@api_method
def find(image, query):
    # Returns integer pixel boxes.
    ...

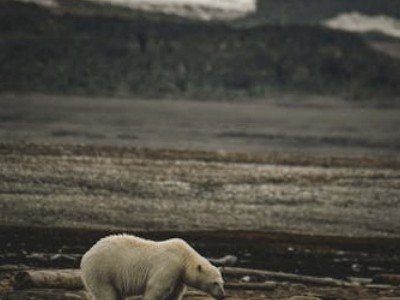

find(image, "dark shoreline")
[2,224,400,250]
[1,225,399,278]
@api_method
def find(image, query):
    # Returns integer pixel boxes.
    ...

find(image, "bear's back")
[159,238,190,252]
[81,235,189,270]
[81,234,154,270]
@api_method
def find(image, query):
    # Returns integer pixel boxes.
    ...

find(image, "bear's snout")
[217,290,225,300]
[216,289,225,300]
[211,282,225,300]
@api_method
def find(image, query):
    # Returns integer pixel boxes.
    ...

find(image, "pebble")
[240,275,251,283]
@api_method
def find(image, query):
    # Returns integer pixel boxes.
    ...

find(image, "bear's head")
[184,258,225,300]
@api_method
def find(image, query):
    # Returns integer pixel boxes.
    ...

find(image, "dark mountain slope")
[1,1,399,101]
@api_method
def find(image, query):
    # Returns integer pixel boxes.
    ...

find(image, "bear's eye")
[213,282,218,286]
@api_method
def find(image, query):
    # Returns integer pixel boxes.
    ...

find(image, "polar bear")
[80,234,225,300]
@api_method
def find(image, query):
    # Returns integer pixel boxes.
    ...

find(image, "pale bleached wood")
[14,269,84,290]
[222,267,354,287]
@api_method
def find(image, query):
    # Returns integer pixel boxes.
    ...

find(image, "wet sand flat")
[0,143,399,237]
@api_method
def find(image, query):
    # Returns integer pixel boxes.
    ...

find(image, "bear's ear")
[197,264,202,272]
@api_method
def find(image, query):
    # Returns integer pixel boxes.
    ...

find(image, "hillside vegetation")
[1,1,400,101]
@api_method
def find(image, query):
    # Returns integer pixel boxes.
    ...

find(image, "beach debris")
[208,255,238,267]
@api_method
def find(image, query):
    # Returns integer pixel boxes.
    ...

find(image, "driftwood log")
[222,267,354,287]
[224,281,279,291]
[4,289,90,300]
[14,269,83,290]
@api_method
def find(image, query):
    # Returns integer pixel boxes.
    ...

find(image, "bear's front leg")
[166,283,186,300]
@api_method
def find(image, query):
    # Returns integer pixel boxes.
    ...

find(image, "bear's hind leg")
[89,285,122,300]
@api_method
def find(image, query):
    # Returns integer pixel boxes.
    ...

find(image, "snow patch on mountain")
[86,0,256,20]
[324,12,400,39]
[16,0,58,7]
[15,0,256,20]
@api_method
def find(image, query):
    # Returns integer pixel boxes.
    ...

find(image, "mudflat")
[1,94,399,155]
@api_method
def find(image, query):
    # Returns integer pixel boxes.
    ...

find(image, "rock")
[289,283,309,293]
[346,276,372,285]
[373,274,400,285]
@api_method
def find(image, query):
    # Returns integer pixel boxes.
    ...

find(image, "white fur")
[80,234,224,300]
